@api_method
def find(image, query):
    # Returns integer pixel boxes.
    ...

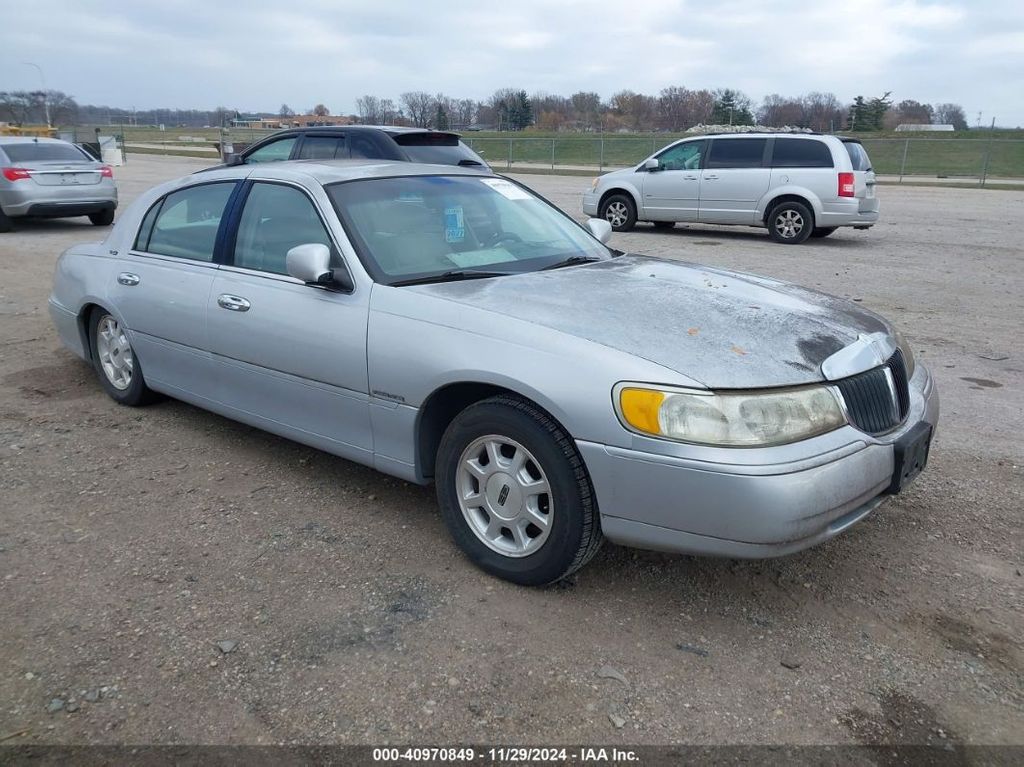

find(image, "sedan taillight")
[2,167,31,181]
[838,172,856,198]
[99,166,114,178]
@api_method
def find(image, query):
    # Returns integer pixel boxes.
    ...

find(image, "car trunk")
[20,162,104,187]
[2,143,104,187]
[842,139,879,214]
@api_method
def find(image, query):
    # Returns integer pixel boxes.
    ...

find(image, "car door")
[639,140,705,221]
[205,179,373,462]
[698,138,771,224]
[111,180,239,399]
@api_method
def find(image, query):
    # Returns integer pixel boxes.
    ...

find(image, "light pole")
[23,62,51,127]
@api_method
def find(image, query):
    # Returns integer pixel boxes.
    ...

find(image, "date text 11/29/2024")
[372,747,639,762]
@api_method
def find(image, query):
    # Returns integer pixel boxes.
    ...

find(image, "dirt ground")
[1,156,1022,747]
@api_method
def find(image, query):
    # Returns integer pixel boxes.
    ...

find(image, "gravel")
[0,156,1021,746]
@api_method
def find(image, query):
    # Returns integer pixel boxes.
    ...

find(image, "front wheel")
[767,201,814,244]
[89,310,157,406]
[435,395,603,585]
[810,226,838,239]
[599,194,637,232]
[89,209,115,226]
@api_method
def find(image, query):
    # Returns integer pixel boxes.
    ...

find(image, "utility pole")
[23,62,50,126]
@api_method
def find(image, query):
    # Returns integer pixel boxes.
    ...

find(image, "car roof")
[257,125,460,137]
[204,159,493,185]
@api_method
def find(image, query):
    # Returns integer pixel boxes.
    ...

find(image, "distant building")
[895,124,955,132]
[231,114,355,129]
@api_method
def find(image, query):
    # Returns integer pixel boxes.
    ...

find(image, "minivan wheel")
[89,310,157,406]
[768,201,814,244]
[810,226,838,239]
[89,209,115,226]
[435,395,603,586]
[599,194,637,232]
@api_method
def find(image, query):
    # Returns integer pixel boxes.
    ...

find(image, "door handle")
[683,174,698,180]
[117,272,140,286]
[704,174,719,180]
[217,294,251,312]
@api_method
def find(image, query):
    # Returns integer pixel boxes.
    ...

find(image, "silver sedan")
[1,137,117,232]
[48,160,938,585]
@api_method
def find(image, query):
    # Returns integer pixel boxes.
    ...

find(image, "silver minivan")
[582,133,878,243]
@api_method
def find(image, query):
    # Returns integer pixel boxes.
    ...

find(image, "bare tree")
[279,103,295,118]
[400,92,434,128]
[454,98,477,129]
[801,92,844,131]
[312,103,330,117]
[569,91,602,131]
[0,90,77,126]
[932,102,968,130]
[610,90,657,131]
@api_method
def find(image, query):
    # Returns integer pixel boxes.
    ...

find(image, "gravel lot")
[1,156,1022,747]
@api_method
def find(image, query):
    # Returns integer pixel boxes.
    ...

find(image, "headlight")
[591,177,599,191]
[617,384,847,447]
[893,328,916,377]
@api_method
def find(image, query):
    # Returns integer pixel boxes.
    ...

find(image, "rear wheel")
[767,200,813,244]
[0,208,12,233]
[651,221,676,230]
[89,209,115,226]
[810,226,838,238]
[599,194,637,232]
[435,395,602,586]
[89,310,156,406]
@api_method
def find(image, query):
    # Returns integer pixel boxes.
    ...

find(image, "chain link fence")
[463,135,1024,185]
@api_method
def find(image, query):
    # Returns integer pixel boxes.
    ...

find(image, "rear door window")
[771,138,834,168]
[706,138,768,169]
[297,135,347,160]
[144,183,236,261]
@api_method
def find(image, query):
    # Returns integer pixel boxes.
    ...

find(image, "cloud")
[0,0,1020,125]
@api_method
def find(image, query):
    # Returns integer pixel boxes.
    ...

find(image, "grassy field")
[87,125,1024,179]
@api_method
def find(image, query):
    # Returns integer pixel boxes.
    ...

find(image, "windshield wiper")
[391,270,513,287]
[541,255,602,271]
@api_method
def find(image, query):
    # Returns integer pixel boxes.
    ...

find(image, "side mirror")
[286,243,353,291]
[585,218,613,244]
[225,153,244,166]
[643,158,660,172]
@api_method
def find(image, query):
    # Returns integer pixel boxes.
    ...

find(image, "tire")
[651,221,676,230]
[810,226,838,239]
[0,208,12,233]
[89,209,115,226]
[88,310,157,406]
[435,395,603,586]
[767,200,814,244]
[599,193,637,232]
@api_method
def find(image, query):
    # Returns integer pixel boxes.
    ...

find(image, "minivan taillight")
[99,166,113,178]
[838,172,855,197]
[2,167,31,181]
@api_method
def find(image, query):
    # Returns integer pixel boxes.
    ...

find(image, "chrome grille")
[835,350,910,435]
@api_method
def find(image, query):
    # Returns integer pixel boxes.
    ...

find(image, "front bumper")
[578,364,938,558]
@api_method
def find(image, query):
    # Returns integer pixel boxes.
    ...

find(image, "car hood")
[408,255,891,389]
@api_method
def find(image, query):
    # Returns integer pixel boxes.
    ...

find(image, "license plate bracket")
[887,422,932,494]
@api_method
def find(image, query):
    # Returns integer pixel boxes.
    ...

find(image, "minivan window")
[1,142,91,163]
[145,183,235,262]
[771,138,834,168]
[706,138,767,169]
[843,141,873,171]
[655,140,705,170]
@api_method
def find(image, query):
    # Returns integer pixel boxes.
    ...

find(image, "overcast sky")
[2,0,1022,126]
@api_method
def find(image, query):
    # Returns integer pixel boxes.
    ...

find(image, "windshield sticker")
[398,192,423,202]
[480,178,532,200]
[448,250,507,268]
[445,206,465,243]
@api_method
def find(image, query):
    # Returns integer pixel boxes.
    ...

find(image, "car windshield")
[2,142,90,163]
[328,175,609,284]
